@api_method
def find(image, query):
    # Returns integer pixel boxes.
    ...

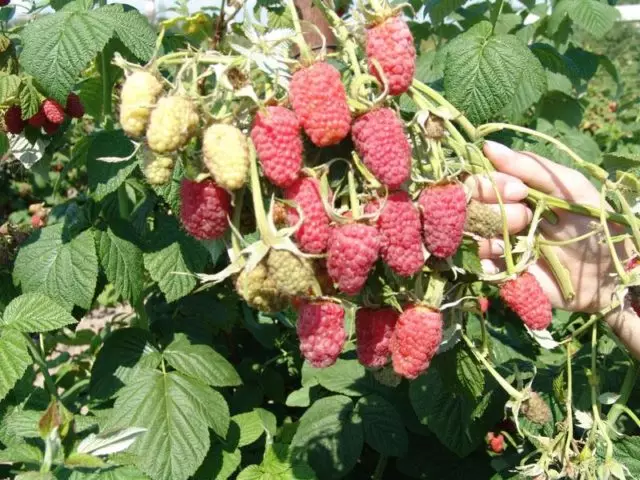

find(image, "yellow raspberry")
[146,96,199,153]
[203,124,249,191]
[144,155,174,185]
[119,71,163,137]
[236,262,288,313]
[266,249,315,298]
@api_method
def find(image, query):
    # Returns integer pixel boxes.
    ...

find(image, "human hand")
[466,141,640,357]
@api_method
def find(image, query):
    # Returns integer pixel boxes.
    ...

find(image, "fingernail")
[481,259,500,275]
[484,140,513,157]
[504,180,529,199]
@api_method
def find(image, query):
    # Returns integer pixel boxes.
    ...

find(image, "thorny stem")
[248,141,277,245]
[372,454,388,480]
[590,323,614,461]
[462,332,523,401]
[24,333,58,399]
[564,346,573,462]
[615,189,640,255]
[538,228,601,247]
[600,186,629,284]
[539,242,576,302]
[562,299,621,343]
[212,0,227,49]
[607,360,639,426]
[527,188,634,228]
[348,169,359,218]
[288,0,314,64]
[473,146,515,274]
[231,189,246,257]
[477,123,609,182]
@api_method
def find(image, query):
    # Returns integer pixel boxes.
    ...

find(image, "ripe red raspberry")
[28,107,47,128]
[42,99,65,125]
[65,93,85,118]
[500,272,552,331]
[352,108,411,189]
[251,106,302,188]
[419,183,467,258]
[478,296,489,314]
[373,191,423,277]
[31,215,44,229]
[180,179,231,240]
[390,305,442,379]
[327,223,380,295]
[0,0,9,6]
[489,434,505,453]
[43,121,59,135]
[4,106,25,134]
[289,62,351,147]
[356,308,398,368]
[366,16,416,96]
[284,177,331,254]
[297,301,346,368]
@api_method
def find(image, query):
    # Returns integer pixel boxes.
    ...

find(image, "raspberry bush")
[0,0,639,479]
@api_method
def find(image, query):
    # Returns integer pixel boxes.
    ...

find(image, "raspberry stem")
[248,140,277,245]
[288,0,314,64]
[614,188,640,255]
[539,242,576,302]
[423,273,446,308]
[599,186,629,284]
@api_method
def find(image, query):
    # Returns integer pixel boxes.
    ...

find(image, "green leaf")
[19,78,42,119]
[143,215,209,303]
[444,21,535,123]
[178,376,230,439]
[111,8,156,61]
[313,357,372,397]
[87,130,138,201]
[567,0,619,39]
[231,410,265,448]
[105,370,211,480]
[19,6,118,102]
[410,368,504,457]
[95,223,144,304]
[611,435,640,477]
[0,328,31,402]
[193,443,241,480]
[356,394,408,457]
[1,293,76,332]
[502,47,547,120]
[454,238,483,275]
[90,328,162,399]
[164,334,241,387]
[0,73,20,104]
[13,224,98,310]
[66,465,149,480]
[435,345,486,400]
[291,395,363,479]
[426,0,466,24]
[0,442,43,465]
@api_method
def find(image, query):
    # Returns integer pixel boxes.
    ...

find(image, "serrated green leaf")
[0,442,43,465]
[567,0,619,39]
[87,130,138,201]
[90,328,162,399]
[0,328,31,402]
[0,73,20,104]
[105,370,211,480]
[426,0,466,24]
[95,224,143,304]
[444,21,534,123]
[291,395,363,479]
[232,410,264,448]
[1,293,76,332]
[19,78,42,119]
[410,368,504,457]
[13,224,98,310]
[143,215,209,303]
[237,466,263,480]
[66,465,149,480]
[286,386,312,407]
[111,8,155,61]
[356,394,408,457]
[164,334,241,387]
[193,443,241,480]
[19,6,118,102]
[502,47,547,120]
[177,375,230,439]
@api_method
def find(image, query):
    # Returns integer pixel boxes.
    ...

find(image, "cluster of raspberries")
[4,93,84,136]
[114,13,553,379]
